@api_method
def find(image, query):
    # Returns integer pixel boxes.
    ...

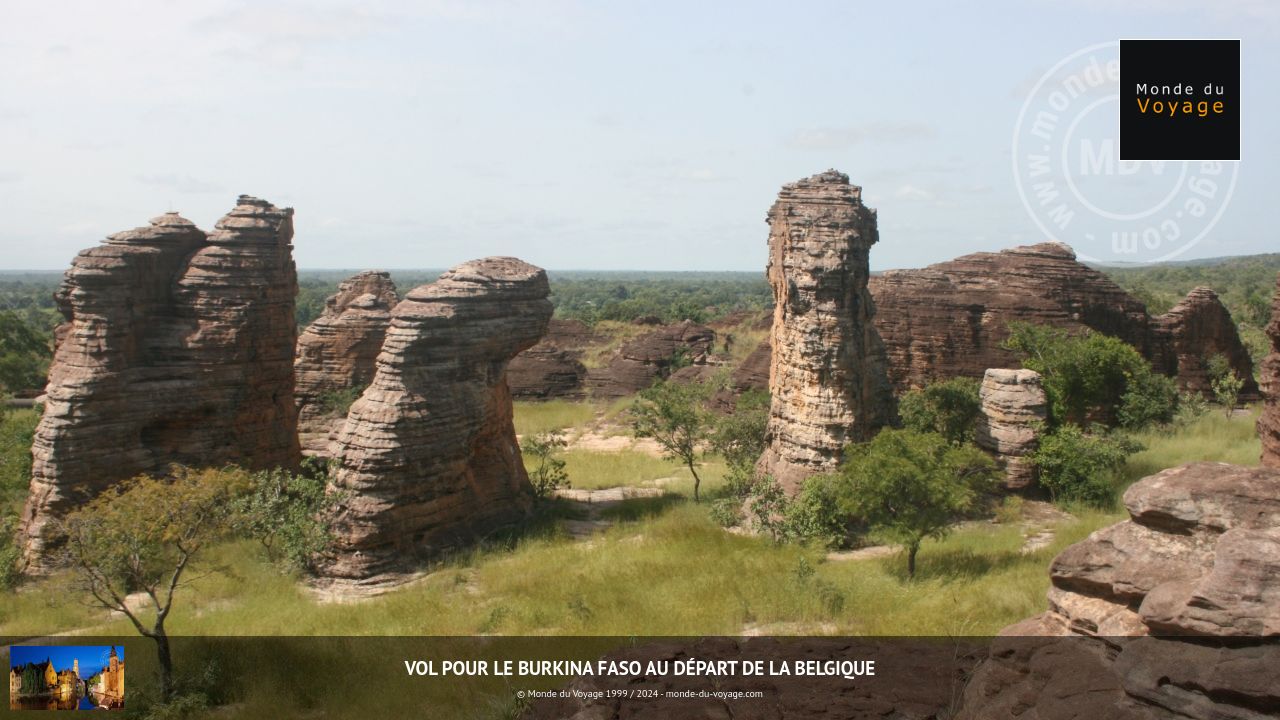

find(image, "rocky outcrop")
[1152,286,1259,400]
[1259,274,1280,467]
[755,170,894,494]
[870,242,1154,392]
[294,271,399,455]
[584,320,716,399]
[507,319,596,400]
[21,197,300,570]
[319,257,552,587]
[957,461,1280,719]
[732,245,1258,400]
[975,369,1047,489]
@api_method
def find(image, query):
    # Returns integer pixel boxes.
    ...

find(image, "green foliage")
[1004,322,1178,429]
[1206,354,1244,417]
[631,380,714,501]
[231,459,342,573]
[781,473,846,547]
[0,406,38,512]
[711,389,769,497]
[520,431,570,499]
[898,377,982,445]
[0,310,51,393]
[0,513,21,589]
[317,386,364,417]
[548,273,771,325]
[836,429,997,578]
[1033,424,1141,507]
[707,498,743,528]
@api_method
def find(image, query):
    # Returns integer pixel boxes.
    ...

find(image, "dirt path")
[554,487,665,539]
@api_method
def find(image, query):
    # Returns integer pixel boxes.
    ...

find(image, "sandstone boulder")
[1151,286,1259,400]
[584,320,716,399]
[957,461,1280,720]
[294,271,399,455]
[975,368,1047,489]
[21,197,299,571]
[318,257,552,587]
[1259,273,1280,467]
[507,319,596,400]
[755,170,894,494]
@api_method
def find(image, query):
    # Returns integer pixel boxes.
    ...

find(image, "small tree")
[59,466,248,702]
[631,380,713,501]
[231,458,342,573]
[898,377,982,445]
[711,389,769,496]
[1206,354,1244,418]
[1032,423,1140,506]
[520,431,570,499]
[837,429,996,578]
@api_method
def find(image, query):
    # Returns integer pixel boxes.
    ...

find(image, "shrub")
[232,458,342,573]
[521,431,570,499]
[836,429,997,578]
[782,473,846,546]
[1032,424,1141,507]
[711,389,769,497]
[318,386,364,417]
[707,498,743,528]
[898,377,982,445]
[1004,323,1178,429]
[0,514,21,589]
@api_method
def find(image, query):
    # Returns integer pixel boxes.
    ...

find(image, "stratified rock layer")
[975,369,1047,489]
[22,197,300,570]
[320,257,552,586]
[756,170,894,494]
[584,320,716,400]
[294,271,398,454]
[507,319,596,400]
[1152,286,1259,400]
[957,461,1280,720]
[1260,273,1280,467]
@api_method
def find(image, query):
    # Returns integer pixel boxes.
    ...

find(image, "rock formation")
[975,369,1047,489]
[319,257,552,587]
[507,319,595,400]
[21,196,300,570]
[957,461,1280,719]
[1151,286,1259,400]
[584,320,716,400]
[733,244,1258,400]
[294,271,399,454]
[1259,273,1280,467]
[755,170,894,494]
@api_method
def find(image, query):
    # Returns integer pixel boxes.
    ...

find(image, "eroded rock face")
[755,170,894,494]
[957,461,1280,720]
[1152,286,1259,400]
[584,320,716,400]
[319,257,552,587]
[975,369,1047,489]
[294,271,399,455]
[507,319,595,400]
[21,197,300,570]
[1259,273,1280,467]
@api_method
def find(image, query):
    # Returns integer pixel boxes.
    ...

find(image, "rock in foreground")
[21,197,300,571]
[318,257,552,588]
[755,170,894,494]
[957,461,1280,719]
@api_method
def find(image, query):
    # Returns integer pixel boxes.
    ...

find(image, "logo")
[1012,41,1238,264]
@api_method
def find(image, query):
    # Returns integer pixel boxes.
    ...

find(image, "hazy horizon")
[3,1,1277,272]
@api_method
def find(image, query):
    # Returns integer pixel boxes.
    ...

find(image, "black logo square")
[1120,39,1239,160]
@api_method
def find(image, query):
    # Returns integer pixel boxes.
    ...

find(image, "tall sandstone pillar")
[319,257,553,589]
[20,196,299,571]
[1259,272,1280,467]
[755,170,894,494]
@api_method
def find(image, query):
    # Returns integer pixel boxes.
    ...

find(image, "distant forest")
[2,254,1278,395]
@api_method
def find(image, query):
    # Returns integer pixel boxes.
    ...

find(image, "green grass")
[1120,405,1262,486]
[512,400,600,437]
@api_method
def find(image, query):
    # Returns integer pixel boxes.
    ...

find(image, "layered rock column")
[1151,286,1259,400]
[21,196,299,570]
[320,257,552,586]
[1260,273,1280,467]
[755,170,894,494]
[975,369,1047,489]
[294,271,399,454]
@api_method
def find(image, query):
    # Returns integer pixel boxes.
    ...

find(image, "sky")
[10,645,123,678]
[1,1,1275,271]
